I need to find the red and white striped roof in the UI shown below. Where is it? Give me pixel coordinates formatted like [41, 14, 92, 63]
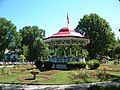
[44, 26, 90, 44]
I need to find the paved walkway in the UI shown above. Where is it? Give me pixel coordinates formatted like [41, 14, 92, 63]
[0, 84, 89, 90]
[0, 81, 120, 90]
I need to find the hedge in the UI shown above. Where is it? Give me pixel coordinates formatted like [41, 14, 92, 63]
[67, 62, 86, 70]
[43, 61, 53, 70]
[34, 60, 43, 68]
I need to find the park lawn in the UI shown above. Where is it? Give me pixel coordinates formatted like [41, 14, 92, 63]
[0, 70, 97, 85]
[0, 70, 120, 85]
[0, 63, 120, 85]
[34, 71, 73, 85]
[0, 70, 73, 85]
[0, 73, 30, 84]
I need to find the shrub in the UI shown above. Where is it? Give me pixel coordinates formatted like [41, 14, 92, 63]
[66, 62, 74, 70]
[87, 59, 100, 70]
[19, 54, 25, 62]
[67, 62, 86, 70]
[43, 61, 53, 70]
[74, 62, 86, 69]
[34, 60, 43, 68]
[96, 70, 109, 81]
[0, 66, 11, 75]
[70, 69, 90, 81]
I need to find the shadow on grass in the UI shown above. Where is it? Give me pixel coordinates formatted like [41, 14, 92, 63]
[25, 77, 34, 80]
[110, 75, 120, 82]
[100, 74, 120, 82]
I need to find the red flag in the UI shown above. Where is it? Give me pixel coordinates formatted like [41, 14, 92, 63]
[67, 13, 70, 24]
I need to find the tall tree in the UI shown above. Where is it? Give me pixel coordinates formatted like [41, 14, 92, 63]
[0, 17, 21, 60]
[33, 39, 47, 60]
[75, 13, 116, 59]
[19, 26, 46, 61]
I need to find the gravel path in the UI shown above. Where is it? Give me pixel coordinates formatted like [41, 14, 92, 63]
[0, 80, 120, 90]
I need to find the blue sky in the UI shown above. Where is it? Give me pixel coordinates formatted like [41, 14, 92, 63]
[0, 0, 120, 39]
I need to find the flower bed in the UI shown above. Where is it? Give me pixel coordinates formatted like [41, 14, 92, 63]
[10, 68, 28, 74]
[40, 70, 61, 75]
[97, 68, 120, 72]
[17, 70, 60, 82]
[18, 75, 51, 82]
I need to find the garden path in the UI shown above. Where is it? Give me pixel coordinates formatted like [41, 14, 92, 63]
[0, 80, 120, 90]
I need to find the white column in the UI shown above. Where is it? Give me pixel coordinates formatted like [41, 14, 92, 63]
[70, 40, 72, 57]
[64, 46, 66, 57]
[82, 49, 84, 57]
[70, 47, 72, 57]
[54, 44, 57, 63]
[69, 40, 72, 61]
[82, 49, 85, 62]
[54, 45, 57, 57]
[48, 45, 50, 59]
[76, 46, 78, 56]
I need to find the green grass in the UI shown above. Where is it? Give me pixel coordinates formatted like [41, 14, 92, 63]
[0, 71, 73, 85]
[34, 71, 73, 85]
[108, 61, 114, 64]
[0, 69, 119, 85]
[0, 63, 120, 85]
[0, 73, 30, 84]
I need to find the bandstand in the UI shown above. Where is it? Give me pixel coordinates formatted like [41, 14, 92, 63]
[44, 26, 90, 69]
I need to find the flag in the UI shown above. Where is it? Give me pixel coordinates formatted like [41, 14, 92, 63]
[67, 13, 70, 24]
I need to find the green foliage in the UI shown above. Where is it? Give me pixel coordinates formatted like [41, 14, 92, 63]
[114, 46, 120, 54]
[0, 67, 10, 75]
[33, 39, 47, 61]
[22, 45, 29, 59]
[75, 13, 116, 59]
[19, 54, 25, 62]
[66, 62, 74, 70]
[87, 59, 100, 69]
[53, 44, 85, 59]
[19, 26, 46, 61]
[113, 45, 120, 59]
[0, 17, 22, 60]
[67, 62, 86, 70]
[96, 70, 109, 78]
[43, 61, 53, 70]
[108, 39, 120, 59]
[96, 69, 110, 82]
[70, 69, 90, 82]
[34, 60, 43, 68]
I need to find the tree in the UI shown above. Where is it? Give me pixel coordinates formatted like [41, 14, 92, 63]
[0, 17, 21, 60]
[113, 39, 120, 59]
[114, 46, 120, 55]
[32, 39, 47, 61]
[75, 13, 116, 59]
[107, 38, 120, 58]
[22, 45, 29, 60]
[19, 26, 46, 61]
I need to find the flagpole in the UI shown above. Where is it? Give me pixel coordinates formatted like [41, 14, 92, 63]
[67, 21, 68, 27]
[67, 13, 68, 27]
[67, 13, 70, 27]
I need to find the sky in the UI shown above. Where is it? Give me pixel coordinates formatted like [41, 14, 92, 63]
[0, 0, 120, 39]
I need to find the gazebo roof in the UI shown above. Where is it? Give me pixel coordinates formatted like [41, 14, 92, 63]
[44, 26, 90, 44]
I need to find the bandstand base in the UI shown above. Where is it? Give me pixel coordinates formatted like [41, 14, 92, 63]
[49, 57, 85, 69]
